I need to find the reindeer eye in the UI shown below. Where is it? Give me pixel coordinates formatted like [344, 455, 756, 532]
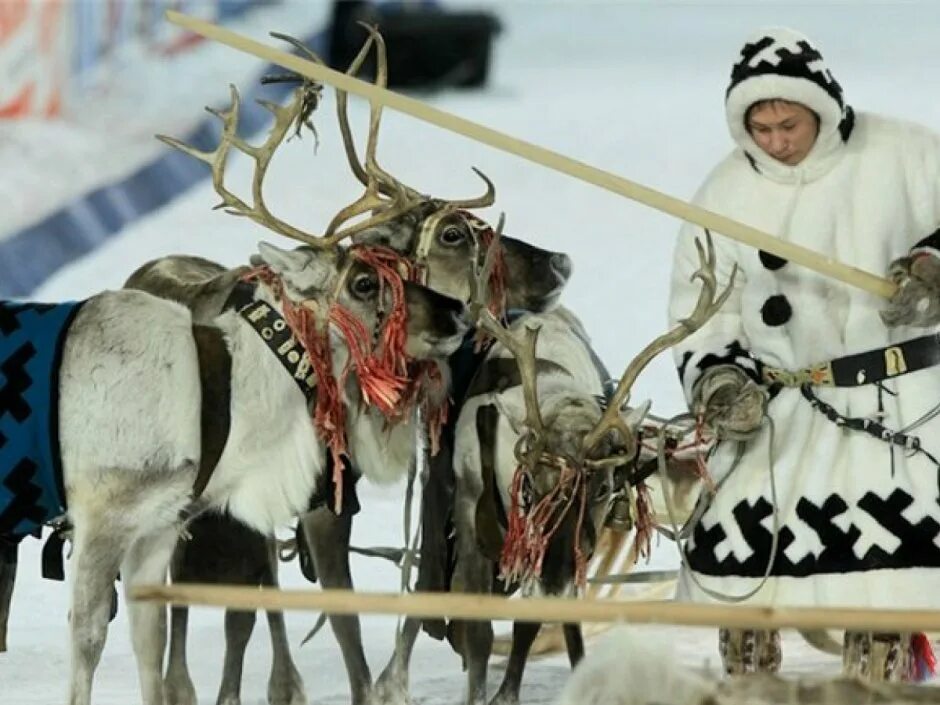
[438, 224, 466, 246]
[350, 273, 379, 298]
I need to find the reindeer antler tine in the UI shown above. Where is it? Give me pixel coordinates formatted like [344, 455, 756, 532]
[326, 24, 426, 237]
[269, 31, 325, 64]
[583, 232, 733, 455]
[160, 72, 347, 248]
[156, 134, 213, 164]
[469, 211, 505, 317]
[443, 167, 496, 210]
[477, 310, 545, 435]
[336, 31, 377, 187]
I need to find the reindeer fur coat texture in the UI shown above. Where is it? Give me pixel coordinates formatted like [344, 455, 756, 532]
[668, 28, 940, 608]
[60, 289, 326, 539]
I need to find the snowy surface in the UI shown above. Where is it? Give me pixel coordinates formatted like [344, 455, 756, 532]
[2, 1, 940, 703]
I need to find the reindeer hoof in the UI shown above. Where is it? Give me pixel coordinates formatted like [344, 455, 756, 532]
[267, 669, 307, 705]
[164, 679, 197, 705]
[371, 675, 414, 705]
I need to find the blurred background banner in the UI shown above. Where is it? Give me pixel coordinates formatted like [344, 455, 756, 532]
[0, 0, 505, 298]
[0, 0, 309, 297]
[0, 0, 68, 118]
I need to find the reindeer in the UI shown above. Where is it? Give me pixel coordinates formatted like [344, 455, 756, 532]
[8, 231, 465, 705]
[125, 28, 574, 705]
[373, 235, 729, 705]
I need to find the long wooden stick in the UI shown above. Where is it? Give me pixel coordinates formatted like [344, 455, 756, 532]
[164, 11, 895, 299]
[131, 584, 940, 633]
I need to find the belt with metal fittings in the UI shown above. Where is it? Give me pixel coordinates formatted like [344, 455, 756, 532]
[761, 333, 940, 388]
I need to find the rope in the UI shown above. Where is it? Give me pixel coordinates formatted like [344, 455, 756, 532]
[657, 413, 783, 604]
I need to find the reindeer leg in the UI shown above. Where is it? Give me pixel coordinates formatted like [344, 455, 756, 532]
[301, 506, 373, 705]
[489, 621, 541, 705]
[68, 522, 127, 705]
[122, 528, 178, 705]
[215, 608, 256, 705]
[562, 623, 584, 666]
[263, 538, 306, 705]
[376, 440, 457, 704]
[374, 616, 422, 703]
[452, 491, 494, 705]
[164, 605, 198, 705]
[0, 542, 16, 653]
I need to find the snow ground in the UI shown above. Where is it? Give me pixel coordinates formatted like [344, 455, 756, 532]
[2, 2, 940, 703]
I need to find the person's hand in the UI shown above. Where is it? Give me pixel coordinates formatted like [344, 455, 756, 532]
[692, 365, 768, 440]
[880, 254, 940, 328]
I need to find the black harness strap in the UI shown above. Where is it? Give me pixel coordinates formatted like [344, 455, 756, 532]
[800, 384, 940, 489]
[225, 282, 318, 406]
[474, 403, 507, 564]
[191, 324, 233, 499]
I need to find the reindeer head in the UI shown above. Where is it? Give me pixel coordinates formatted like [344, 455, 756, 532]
[481, 233, 735, 595]
[353, 207, 572, 314]
[252, 242, 467, 362]
[503, 390, 648, 596]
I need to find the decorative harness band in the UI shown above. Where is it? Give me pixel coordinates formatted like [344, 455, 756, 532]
[227, 283, 318, 404]
[762, 333, 940, 388]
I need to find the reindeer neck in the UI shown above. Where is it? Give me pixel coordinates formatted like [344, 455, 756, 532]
[345, 401, 417, 485]
[223, 284, 324, 404]
[206, 310, 326, 533]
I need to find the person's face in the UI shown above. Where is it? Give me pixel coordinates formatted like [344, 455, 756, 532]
[746, 102, 819, 166]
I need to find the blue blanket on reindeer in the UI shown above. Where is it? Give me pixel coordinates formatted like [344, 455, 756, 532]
[0, 300, 84, 545]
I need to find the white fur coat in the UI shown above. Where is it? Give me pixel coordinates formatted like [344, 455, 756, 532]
[668, 28, 940, 608]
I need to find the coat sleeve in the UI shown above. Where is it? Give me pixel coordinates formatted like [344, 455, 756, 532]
[667, 199, 760, 406]
[899, 122, 940, 256]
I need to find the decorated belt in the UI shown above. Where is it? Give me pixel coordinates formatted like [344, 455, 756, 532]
[762, 333, 940, 387]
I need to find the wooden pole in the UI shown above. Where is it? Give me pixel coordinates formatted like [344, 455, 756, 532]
[163, 10, 895, 300]
[131, 584, 940, 633]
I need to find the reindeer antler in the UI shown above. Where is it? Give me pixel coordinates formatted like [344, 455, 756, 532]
[158, 85, 344, 247]
[582, 231, 736, 456]
[157, 29, 425, 248]
[476, 310, 546, 460]
[335, 24, 495, 212]
[467, 212, 505, 317]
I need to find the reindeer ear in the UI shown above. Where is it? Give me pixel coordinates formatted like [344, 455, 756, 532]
[257, 241, 337, 295]
[256, 241, 310, 274]
[620, 399, 651, 431]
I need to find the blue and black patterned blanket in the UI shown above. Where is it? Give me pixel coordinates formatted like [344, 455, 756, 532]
[0, 301, 84, 544]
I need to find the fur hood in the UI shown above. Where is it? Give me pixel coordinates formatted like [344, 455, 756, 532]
[725, 27, 855, 183]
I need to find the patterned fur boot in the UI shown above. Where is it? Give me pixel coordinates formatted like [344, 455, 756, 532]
[842, 631, 913, 682]
[718, 628, 782, 675]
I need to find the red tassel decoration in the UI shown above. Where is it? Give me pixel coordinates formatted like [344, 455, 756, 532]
[911, 632, 937, 682]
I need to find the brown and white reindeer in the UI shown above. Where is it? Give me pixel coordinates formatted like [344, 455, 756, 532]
[405, 234, 731, 705]
[0, 66, 470, 705]
[13, 232, 464, 705]
[124, 28, 573, 705]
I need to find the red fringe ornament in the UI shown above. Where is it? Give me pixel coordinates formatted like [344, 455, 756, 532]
[633, 481, 655, 561]
[911, 632, 937, 682]
[498, 459, 589, 590]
